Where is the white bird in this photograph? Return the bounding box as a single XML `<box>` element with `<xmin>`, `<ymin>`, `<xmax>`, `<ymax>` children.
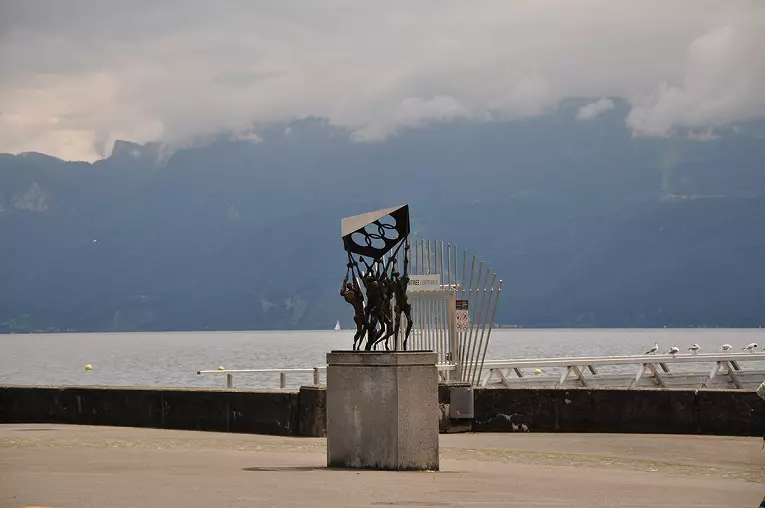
<box><xmin>720</xmin><ymin>344</ymin><xmax>733</xmax><ymax>352</ymax></box>
<box><xmin>688</xmin><ymin>344</ymin><xmax>700</xmax><ymax>354</ymax></box>
<box><xmin>743</xmin><ymin>343</ymin><xmax>758</xmax><ymax>353</ymax></box>
<box><xmin>645</xmin><ymin>343</ymin><xmax>659</xmax><ymax>354</ymax></box>
<box><xmin>667</xmin><ymin>346</ymin><xmax>679</xmax><ymax>355</ymax></box>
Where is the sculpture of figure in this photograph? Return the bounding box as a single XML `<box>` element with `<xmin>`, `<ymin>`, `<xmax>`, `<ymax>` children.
<box><xmin>340</xmin><ymin>205</ymin><xmax>411</xmax><ymax>350</ymax></box>
<box><xmin>340</xmin><ymin>270</ymin><xmax>366</xmax><ymax>350</ymax></box>
<box><xmin>363</xmin><ymin>271</ymin><xmax>384</xmax><ymax>350</ymax></box>
<box><xmin>391</xmin><ymin>270</ymin><xmax>413</xmax><ymax>349</ymax></box>
<box><xmin>372</xmin><ymin>272</ymin><xmax>396</xmax><ymax>350</ymax></box>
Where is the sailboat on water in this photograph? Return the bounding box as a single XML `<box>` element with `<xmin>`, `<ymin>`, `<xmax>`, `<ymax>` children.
<box><xmin>334</xmin><ymin>320</ymin><xmax>341</xmax><ymax>331</ymax></box>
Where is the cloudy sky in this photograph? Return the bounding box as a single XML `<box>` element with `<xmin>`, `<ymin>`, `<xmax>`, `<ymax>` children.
<box><xmin>1</xmin><ymin>0</ymin><xmax>764</xmax><ymax>161</ymax></box>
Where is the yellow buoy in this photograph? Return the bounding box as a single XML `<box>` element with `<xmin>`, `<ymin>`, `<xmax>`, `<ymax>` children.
<box><xmin>84</xmin><ymin>364</ymin><xmax>93</xmax><ymax>371</ymax></box>
<box><xmin>534</xmin><ymin>368</ymin><xmax>542</xmax><ymax>375</ymax></box>
<box><xmin>218</xmin><ymin>365</ymin><xmax>225</xmax><ymax>371</ymax></box>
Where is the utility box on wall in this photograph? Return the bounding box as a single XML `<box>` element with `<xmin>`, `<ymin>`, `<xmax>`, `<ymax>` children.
<box><xmin>448</xmin><ymin>384</ymin><xmax>474</xmax><ymax>419</ymax></box>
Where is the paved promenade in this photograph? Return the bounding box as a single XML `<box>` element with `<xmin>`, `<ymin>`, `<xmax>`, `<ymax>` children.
<box><xmin>0</xmin><ymin>424</ymin><xmax>762</xmax><ymax>507</ymax></box>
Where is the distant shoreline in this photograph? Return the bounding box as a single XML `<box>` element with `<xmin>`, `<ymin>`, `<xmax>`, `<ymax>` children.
<box><xmin>2</xmin><ymin>326</ymin><xmax>765</xmax><ymax>336</ymax></box>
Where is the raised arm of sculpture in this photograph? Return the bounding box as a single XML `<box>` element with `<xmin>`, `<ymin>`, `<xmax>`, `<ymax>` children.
<box><xmin>340</xmin><ymin>272</ymin><xmax>349</xmax><ymax>296</ymax></box>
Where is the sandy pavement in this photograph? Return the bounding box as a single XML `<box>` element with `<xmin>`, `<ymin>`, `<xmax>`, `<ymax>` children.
<box><xmin>0</xmin><ymin>424</ymin><xmax>763</xmax><ymax>507</ymax></box>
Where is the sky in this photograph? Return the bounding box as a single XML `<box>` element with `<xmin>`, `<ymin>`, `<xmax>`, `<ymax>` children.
<box><xmin>1</xmin><ymin>0</ymin><xmax>764</xmax><ymax>162</ymax></box>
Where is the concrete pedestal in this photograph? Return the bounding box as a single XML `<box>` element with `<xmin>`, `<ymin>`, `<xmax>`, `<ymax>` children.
<box><xmin>326</xmin><ymin>351</ymin><xmax>439</xmax><ymax>470</ymax></box>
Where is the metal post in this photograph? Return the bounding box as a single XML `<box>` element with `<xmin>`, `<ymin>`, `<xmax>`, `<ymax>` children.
<box><xmin>411</xmin><ymin>240</ymin><xmax>417</xmax><ymax>275</ymax></box>
<box><xmin>471</xmin><ymin>273</ymin><xmax>497</xmax><ymax>386</ymax></box>
<box><xmin>420</xmin><ymin>239</ymin><xmax>425</xmax><ymax>275</ymax></box>
<box><xmin>449</xmin><ymin>292</ymin><xmax>459</xmax><ymax>380</ymax></box>
<box><xmin>226</xmin><ymin>374</ymin><xmax>233</xmax><ymax>389</ymax></box>
<box><xmin>446</xmin><ymin>243</ymin><xmax>452</xmax><ymax>288</ymax></box>
<box><xmin>439</xmin><ymin>241</ymin><xmax>446</xmax><ymax>363</ymax></box>
<box><xmin>474</xmin><ymin>279</ymin><xmax>502</xmax><ymax>386</ymax></box>
<box><xmin>426</xmin><ymin>239</ymin><xmax>431</xmax><ymax>274</ymax></box>
<box><xmin>417</xmin><ymin>299</ymin><xmax>424</xmax><ymax>350</ymax></box>
<box><xmin>458</xmin><ymin>250</ymin><xmax>467</xmax><ymax>372</ymax></box>
<box><xmin>313</xmin><ymin>367</ymin><xmax>320</xmax><ymax>385</ymax></box>
<box><xmin>435</xmin><ymin>294</ymin><xmax>443</xmax><ymax>362</ymax></box>
<box><xmin>426</xmin><ymin>295</ymin><xmax>436</xmax><ymax>362</ymax></box>
<box><xmin>467</xmin><ymin>267</ymin><xmax>490</xmax><ymax>383</ymax></box>
<box><xmin>440</xmin><ymin>241</ymin><xmax>445</xmax><ymax>286</ymax></box>
<box><xmin>439</xmin><ymin>298</ymin><xmax>446</xmax><ymax>364</ymax></box>
<box><xmin>461</xmin><ymin>251</ymin><xmax>468</xmax><ymax>301</ymax></box>
<box><xmin>459</xmin><ymin>256</ymin><xmax>477</xmax><ymax>372</ymax></box>
<box><xmin>280</xmin><ymin>372</ymin><xmax>286</xmax><ymax>389</ymax></box>
<box><xmin>462</xmin><ymin>260</ymin><xmax>483</xmax><ymax>380</ymax></box>
<box><xmin>453</xmin><ymin>244</ymin><xmax>458</xmax><ymax>291</ymax></box>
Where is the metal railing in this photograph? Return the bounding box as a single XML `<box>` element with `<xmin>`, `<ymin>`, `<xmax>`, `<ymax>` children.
<box><xmin>196</xmin><ymin>367</ymin><xmax>326</xmax><ymax>388</ymax></box>
<box><xmin>197</xmin><ymin>364</ymin><xmax>459</xmax><ymax>388</ymax></box>
<box><xmin>478</xmin><ymin>352</ymin><xmax>765</xmax><ymax>390</ymax></box>
<box><xmin>198</xmin><ymin>353</ymin><xmax>765</xmax><ymax>390</ymax></box>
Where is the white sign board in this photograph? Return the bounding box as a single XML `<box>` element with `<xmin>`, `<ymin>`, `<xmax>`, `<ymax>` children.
<box><xmin>407</xmin><ymin>274</ymin><xmax>441</xmax><ymax>292</ymax></box>
<box><xmin>455</xmin><ymin>300</ymin><xmax>469</xmax><ymax>332</ymax></box>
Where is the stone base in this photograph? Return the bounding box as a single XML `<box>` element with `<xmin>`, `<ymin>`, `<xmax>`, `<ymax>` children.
<box><xmin>326</xmin><ymin>351</ymin><xmax>439</xmax><ymax>470</ymax></box>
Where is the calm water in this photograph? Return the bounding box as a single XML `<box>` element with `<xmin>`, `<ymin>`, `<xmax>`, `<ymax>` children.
<box><xmin>1</xmin><ymin>329</ymin><xmax>764</xmax><ymax>388</ymax></box>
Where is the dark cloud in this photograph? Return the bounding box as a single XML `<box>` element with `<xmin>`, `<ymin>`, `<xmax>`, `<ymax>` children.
<box><xmin>1</xmin><ymin>0</ymin><xmax>764</xmax><ymax>160</ymax></box>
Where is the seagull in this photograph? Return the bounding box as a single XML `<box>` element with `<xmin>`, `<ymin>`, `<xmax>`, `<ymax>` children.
<box><xmin>743</xmin><ymin>343</ymin><xmax>758</xmax><ymax>353</ymax></box>
<box><xmin>645</xmin><ymin>343</ymin><xmax>659</xmax><ymax>354</ymax></box>
<box><xmin>688</xmin><ymin>344</ymin><xmax>700</xmax><ymax>354</ymax></box>
<box><xmin>720</xmin><ymin>344</ymin><xmax>733</xmax><ymax>352</ymax></box>
<box><xmin>667</xmin><ymin>346</ymin><xmax>679</xmax><ymax>355</ymax></box>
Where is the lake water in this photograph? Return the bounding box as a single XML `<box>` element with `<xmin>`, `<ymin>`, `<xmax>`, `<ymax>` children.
<box><xmin>1</xmin><ymin>329</ymin><xmax>764</xmax><ymax>388</ymax></box>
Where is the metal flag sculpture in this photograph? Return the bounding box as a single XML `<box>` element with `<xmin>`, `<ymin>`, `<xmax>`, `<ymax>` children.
<box><xmin>341</xmin><ymin>205</ymin><xmax>410</xmax><ymax>260</ymax></box>
<box><xmin>340</xmin><ymin>205</ymin><xmax>411</xmax><ymax>351</ymax></box>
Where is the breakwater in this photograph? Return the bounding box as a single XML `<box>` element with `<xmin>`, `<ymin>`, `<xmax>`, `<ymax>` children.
<box><xmin>1</xmin><ymin>385</ymin><xmax>762</xmax><ymax>437</ymax></box>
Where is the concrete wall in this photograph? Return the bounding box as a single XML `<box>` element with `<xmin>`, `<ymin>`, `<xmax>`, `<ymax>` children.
<box><xmin>298</xmin><ymin>385</ymin><xmax>326</xmax><ymax>437</ymax></box>
<box><xmin>0</xmin><ymin>386</ymin><xmax>300</xmax><ymax>436</ymax></box>
<box><xmin>472</xmin><ymin>387</ymin><xmax>765</xmax><ymax>436</ymax></box>
<box><xmin>3</xmin><ymin>385</ymin><xmax>762</xmax><ymax>437</ymax></box>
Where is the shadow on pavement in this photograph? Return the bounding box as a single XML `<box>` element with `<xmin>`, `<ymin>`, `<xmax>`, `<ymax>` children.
<box><xmin>243</xmin><ymin>466</ymin><xmax>456</xmax><ymax>473</ymax></box>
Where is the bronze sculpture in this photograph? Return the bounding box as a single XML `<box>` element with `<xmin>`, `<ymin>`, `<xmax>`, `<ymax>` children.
<box><xmin>340</xmin><ymin>268</ymin><xmax>366</xmax><ymax>350</ymax></box>
<box><xmin>371</xmin><ymin>271</ymin><xmax>396</xmax><ymax>350</ymax></box>
<box><xmin>391</xmin><ymin>268</ymin><xmax>413</xmax><ymax>349</ymax></box>
<box><xmin>340</xmin><ymin>205</ymin><xmax>412</xmax><ymax>351</ymax></box>
<box><xmin>362</xmin><ymin>271</ymin><xmax>384</xmax><ymax>350</ymax></box>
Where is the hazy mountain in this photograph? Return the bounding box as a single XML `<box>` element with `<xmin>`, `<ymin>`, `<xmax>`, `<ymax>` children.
<box><xmin>2</xmin><ymin>100</ymin><xmax>764</xmax><ymax>332</ymax></box>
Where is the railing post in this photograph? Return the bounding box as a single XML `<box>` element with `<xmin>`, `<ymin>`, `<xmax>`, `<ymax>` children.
<box><xmin>280</xmin><ymin>372</ymin><xmax>286</xmax><ymax>389</ymax></box>
<box><xmin>313</xmin><ymin>367</ymin><xmax>320</xmax><ymax>385</ymax></box>
<box><xmin>226</xmin><ymin>374</ymin><xmax>233</xmax><ymax>389</ymax></box>
<box><xmin>448</xmin><ymin>292</ymin><xmax>458</xmax><ymax>382</ymax></box>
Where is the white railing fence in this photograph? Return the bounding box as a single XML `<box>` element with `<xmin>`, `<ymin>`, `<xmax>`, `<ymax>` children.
<box><xmin>197</xmin><ymin>352</ymin><xmax>765</xmax><ymax>390</ymax></box>
<box><xmin>196</xmin><ymin>364</ymin><xmax>457</xmax><ymax>389</ymax></box>
<box><xmin>479</xmin><ymin>352</ymin><xmax>765</xmax><ymax>390</ymax></box>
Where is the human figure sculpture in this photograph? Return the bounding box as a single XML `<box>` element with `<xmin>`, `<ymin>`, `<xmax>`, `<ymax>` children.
<box><xmin>391</xmin><ymin>270</ymin><xmax>413</xmax><ymax>349</ymax></box>
<box><xmin>372</xmin><ymin>272</ymin><xmax>396</xmax><ymax>350</ymax></box>
<box><xmin>362</xmin><ymin>271</ymin><xmax>384</xmax><ymax>350</ymax></box>
<box><xmin>340</xmin><ymin>270</ymin><xmax>366</xmax><ymax>350</ymax></box>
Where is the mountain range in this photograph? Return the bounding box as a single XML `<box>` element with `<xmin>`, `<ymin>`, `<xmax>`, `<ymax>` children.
<box><xmin>2</xmin><ymin>99</ymin><xmax>764</xmax><ymax>332</ymax></box>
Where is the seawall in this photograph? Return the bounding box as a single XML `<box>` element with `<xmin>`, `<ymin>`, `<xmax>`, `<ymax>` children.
<box><xmin>1</xmin><ymin>385</ymin><xmax>762</xmax><ymax>437</ymax></box>
<box><xmin>471</xmin><ymin>387</ymin><xmax>764</xmax><ymax>436</ymax></box>
<box><xmin>0</xmin><ymin>386</ymin><xmax>311</xmax><ymax>436</ymax></box>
